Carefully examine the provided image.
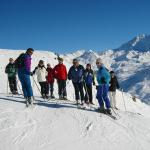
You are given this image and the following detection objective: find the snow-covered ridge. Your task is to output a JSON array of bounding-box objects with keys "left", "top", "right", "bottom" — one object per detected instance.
[
  {"left": 132, "top": 34, "right": 146, "bottom": 47},
  {"left": 116, "top": 34, "right": 150, "bottom": 52}
]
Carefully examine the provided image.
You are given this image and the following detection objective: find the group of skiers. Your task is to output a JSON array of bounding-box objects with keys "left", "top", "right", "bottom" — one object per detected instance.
[{"left": 5, "top": 48, "right": 120, "bottom": 115}]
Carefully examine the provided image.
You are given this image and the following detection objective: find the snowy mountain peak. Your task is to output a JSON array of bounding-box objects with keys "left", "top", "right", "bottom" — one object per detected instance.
[
  {"left": 132, "top": 34, "right": 146, "bottom": 47},
  {"left": 116, "top": 34, "right": 150, "bottom": 52}
]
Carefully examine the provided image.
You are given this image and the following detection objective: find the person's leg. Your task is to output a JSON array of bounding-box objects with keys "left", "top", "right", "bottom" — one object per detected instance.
[
  {"left": 18, "top": 74, "right": 27, "bottom": 97},
  {"left": 109, "top": 92, "right": 113, "bottom": 108},
  {"left": 87, "top": 85, "right": 93, "bottom": 103},
  {"left": 50, "top": 83, "right": 54, "bottom": 97},
  {"left": 13, "top": 76, "right": 17, "bottom": 92},
  {"left": 112, "top": 91, "right": 117, "bottom": 108},
  {"left": 8, "top": 77, "right": 14, "bottom": 93},
  {"left": 84, "top": 84, "right": 88, "bottom": 103},
  {"left": 78, "top": 82, "right": 84, "bottom": 103},
  {"left": 57, "top": 80, "right": 62, "bottom": 98},
  {"left": 96, "top": 85, "right": 104, "bottom": 109},
  {"left": 44, "top": 82, "right": 48, "bottom": 95},
  {"left": 47, "top": 83, "right": 50, "bottom": 95},
  {"left": 18, "top": 73, "right": 29, "bottom": 106},
  {"left": 24, "top": 75, "right": 33, "bottom": 98},
  {"left": 62, "top": 80, "right": 67, "bottom": 97},
  {"left": 72, "top": 82, "right": 79, "bottom": 101},
  {"left": 102, "top": 84, "right": 111, "bottom": 109},
  {"left": 39, "top": 82, "right": 43, "bottom": 96}
]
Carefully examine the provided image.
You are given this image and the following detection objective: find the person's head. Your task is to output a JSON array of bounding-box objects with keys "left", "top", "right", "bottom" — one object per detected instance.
[
  {"left": 86, "top": 63, "right": 91, "bottom": 70},
  {"left": 38, "top": 60, "right": 44, "bottom": 66},
  {"left": 96, "top": 58, "right": 103, "bottom": 68},
  {"left": 26, "top": 48, "right": 34, "bottom": 56},
  {"left": 57, "top": 57, "right": 63, "bottom": 64},
  {"left": 47, "top": 63, "right": 51, "bottom": 68},
  {"left": 73, "top": 59, "right": 79, "bottom": 67},
  {"left": 9, "top": 58, "right": 14, "bottom": 64},
  {"left": 110, "top": 71, "right": 115, "bottom": 78}
]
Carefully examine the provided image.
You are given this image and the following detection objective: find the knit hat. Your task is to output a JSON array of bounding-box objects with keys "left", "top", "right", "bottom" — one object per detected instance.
[
  {"left": 26, "top": 48, "right": 34, "bottom": 53},
  {"left": 39, "top": 60, "right": 44, "bottom": 64},
  {"left": 57, "top": 57, "right": 63, "bottom": 62},
  {"left": 110, "top": 71, "right": 115, "bottom": 74},
  {"left": 86, "top": 63, "right": 91, "bottom": 67},
  {"left": 73, "top": 58, "right": 79, "bottom": 63},
  {"left": 96, "top": 58, "right": 103, "bottom": 64}
]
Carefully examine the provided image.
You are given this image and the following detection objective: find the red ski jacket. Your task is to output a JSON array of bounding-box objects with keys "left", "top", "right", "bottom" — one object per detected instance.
[
  {"left": 53, "top": 63, "right": 67, "bottom": 80},
  {"left": 46, "top": 68, "right": 55, "bottom": 83}
]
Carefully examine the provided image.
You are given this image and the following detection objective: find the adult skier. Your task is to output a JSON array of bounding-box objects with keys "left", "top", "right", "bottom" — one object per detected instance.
[
  {"left": 46, "top": 63, "right": 55, "bottom": 98},
  {"left": 68, "top": 59, "right": 85, "bottom": 105},
  {"left": 5, "top": 58, "right": 18, "bottom": 94},
  {"left": 109, "top": 71, "right": 120, "bottom": 109},
  {"left": 95, "top": 58, "right": 111, "bottom": 115},
  {"left": 53, "top": 57, "right": 67, "bottom": 100},
  {"left": 32, "top": 60, "right": 48, "bottom": 99},
  {"left": 84, "top": 63, "right": 95, "bottom": 105},
  {"left": 16, "top": 48, "right": 34, "bottom": 107}
]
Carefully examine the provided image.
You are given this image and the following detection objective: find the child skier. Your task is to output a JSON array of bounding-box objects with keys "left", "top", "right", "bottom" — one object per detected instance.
[
  {"left": 109, "top": 71, "right": 120, "bottom": 109},
  {"left": 84, "top": 63, "right": 95, "bottom": 105}
]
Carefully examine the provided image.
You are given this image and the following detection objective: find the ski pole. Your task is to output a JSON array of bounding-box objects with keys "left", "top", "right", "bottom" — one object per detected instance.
[
  {"left": 7, "top": 77, "right": 9, "bottom": 95},
  {"left": 83, "top": 80, "right": 89, "bottom": 103},
  {"left": 16, "top": 77, "right": 23, "bottom": 95},
  {"left": 111, "top": 107, "right": 120, "bottom": 118},
  {"left": 121, "top": 89, "right": 127, "bottom": 111},
  {"left": 32, "top": 76, "right": 41, "bottom": 96}
]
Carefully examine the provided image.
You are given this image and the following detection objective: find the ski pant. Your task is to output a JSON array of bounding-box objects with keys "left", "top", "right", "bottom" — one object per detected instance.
[
  {"left": 39, "top": 81, "right": 49, "bottom": 96},
  {"left": 47, "top": 83, "right": 54, "bottom": 96},
  {"left": 57, "top": 80, "right": 67, "bottom": 97},
  {"left": 109, "top": 91, "right": 116, "bottom": 108},
  {"left": 8, "top": 76, "right": 17, "bottom": 93},
  {"left": 72, "top": 82, "right": 84, "bottom": 102},
  {"left": 18, "top": 73, "right": 33, "bottom": 98},
  {"left": 84, "top": 84, "right": 93, "bottom": 103},
  {"left": 96, "top": 84, "right": 111, "bottom": 109}
]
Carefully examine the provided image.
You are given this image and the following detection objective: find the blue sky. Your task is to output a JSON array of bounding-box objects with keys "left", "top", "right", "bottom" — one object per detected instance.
[{"left": 0, "top": 0, "right": 150, "bottom": 53}]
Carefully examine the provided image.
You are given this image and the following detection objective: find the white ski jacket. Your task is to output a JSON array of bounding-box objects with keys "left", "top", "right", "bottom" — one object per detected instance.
[{"left": 35, "top": 67, "right": 48, "bottom": 82}]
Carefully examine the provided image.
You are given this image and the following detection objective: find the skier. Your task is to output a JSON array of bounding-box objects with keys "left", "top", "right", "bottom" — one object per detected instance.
[
  {"left": 53, "top": 57, "right": 67, "bottom": 100},
  {"left": 95, "top": 58, "right": 111, "bottom": 115},
  {"left": 84, "top": 63, "right": 95, "bottom": 105},
  {"left": 46, "top": 63, "right": 55, "bottom": 98},
  {"left": 68, "top": 59, "right": 85, "bottom": 105},
  {"left": 16, "top": 48, "right": 34, "bottom": 106},
  {"left": 5, "top": 58, "right": 18, "bottom": 94},
  {"left": 32, "top": 60, "right": 49, "bottom": 99},
  {"left": 109, "top": 71, "right": 120, "bottom": 109}
]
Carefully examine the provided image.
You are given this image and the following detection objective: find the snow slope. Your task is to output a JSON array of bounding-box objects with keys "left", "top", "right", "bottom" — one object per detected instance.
[{"left": 0, "top": 49, "right": 150, "bottom": 150}]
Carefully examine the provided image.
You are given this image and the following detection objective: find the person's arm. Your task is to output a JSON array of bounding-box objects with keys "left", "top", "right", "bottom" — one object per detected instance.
[
  {"left": 68, "top": 67, "right": 72, "bottom": 80},
  {"left": 103, "top": 68, "right": 111, "bottom": 84},
  {"left": 24, "top": 56, "right": 31, "bottom": 75},
  {"left": 53, "top": 65, "right": 58, "bottom": 79},
  {"left": 32, "top": 67, "right": 38, "bottom": 75},
  {"left": 5, "top": 65, "right": 9, "bottom": 74},
  {"left": 116, "top": 77, "right": 120, "bottom": 89},
  {"left": 64, "top": 65, "right": 67, "bottom": 80},
  {"left": 91, "top": 70, "right": 95, "bottom": 85}
]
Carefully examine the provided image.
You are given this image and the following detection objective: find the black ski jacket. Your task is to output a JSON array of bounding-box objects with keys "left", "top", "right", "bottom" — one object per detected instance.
[{"left": 109, "top": 76, "right": 120, "bottom": 91}]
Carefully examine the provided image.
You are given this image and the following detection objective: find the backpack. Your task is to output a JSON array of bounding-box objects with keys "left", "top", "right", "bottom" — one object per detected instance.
[{"left": 14, "top": 53, "right": 25, "bottom": 68}]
